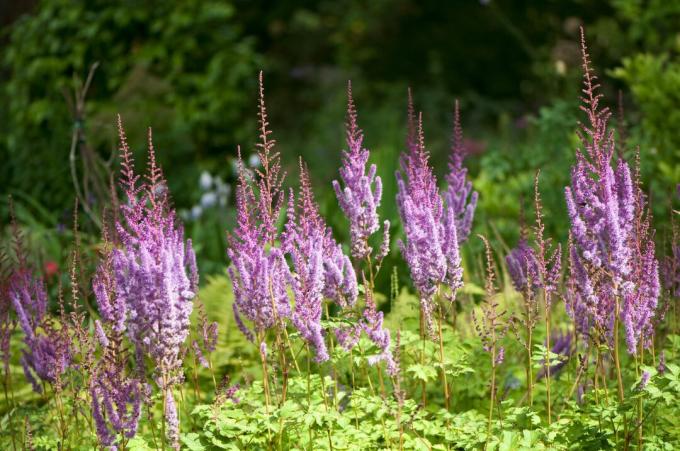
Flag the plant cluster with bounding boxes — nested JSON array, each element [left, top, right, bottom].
[[1, 29, 679, 451]]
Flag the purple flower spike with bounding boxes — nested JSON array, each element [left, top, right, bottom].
[[332, 82, 384, 261], [228, 74, 291, 342], [361, 285, 397, 376], [93, 121, 198, 449], [565, 30, 659, 355], [505, 239, 539, 293], [396, 106, 463, 333], [9, 267, 70, 392], [285, 161, 359, 361], [90, 343, 143, 448], [94, 123, 197, 386], [443, 100, 478, 244]]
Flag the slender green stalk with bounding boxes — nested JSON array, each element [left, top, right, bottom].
[[525, 300, 534, 407], [545, 298, 552, 425], [436, 310, 450, 411], [613, 297, 625, 402], [637, 343, 643, 450], [486, 344, 497, 451]]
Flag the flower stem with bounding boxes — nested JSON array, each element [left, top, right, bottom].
[[613, 298, 625, 403], [437, 310, 450, 411]]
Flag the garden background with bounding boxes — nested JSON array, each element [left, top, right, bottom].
[[1, 0, 680, 449]]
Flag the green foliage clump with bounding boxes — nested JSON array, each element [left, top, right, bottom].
[[1, 0, 259, 211]]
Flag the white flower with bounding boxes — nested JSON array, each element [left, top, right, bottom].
[[199, 171, 213, 190], [248, 154, 261, 168], [200, 192, 218, 208], [191, 205, 203, 220]]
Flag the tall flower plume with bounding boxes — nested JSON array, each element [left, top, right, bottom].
[[284, 160, 358, 361], [396, 97, 463, 333], [332, 82, 389, 261], [93, 119, 197, 448], [90, 335, 143, 449], [227, 73, 291, 343], [564, 29, 658, 355], [8, 212, 70, 393], [443, 100, 478, 244]]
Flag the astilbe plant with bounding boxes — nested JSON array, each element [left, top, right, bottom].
[[93, 119, 198, 449], [444, 100, 478, 245], [90, 333, 143, 450], [396, 102, 463, 335], [227, 74, 290, 346], [283, 160, 358, 362], [564, 29, 659, 401], [332, 82, 390, 263], [9, 239, 71, 394], [473, 235, 507, 446]]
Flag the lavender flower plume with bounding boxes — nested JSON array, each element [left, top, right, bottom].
[[227, 75, 292, 342], [164, 389, 180, 450], [505, 239, 539, 294], [361, 282, 397, 376], [90, 340, 143, 448], [94, 123, 198, 386], [284, 161, 359, 361], [396, 108, 463, 333], [92, 122, 197, 449], [9, 266, 70, 393], [443, 100, 478, 244], [332, 82, 384, 260], [285, 190, 327, 361], [565, 30, 659, 354]]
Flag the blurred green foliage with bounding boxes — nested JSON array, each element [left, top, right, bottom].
[[1, 0, 259, 212]]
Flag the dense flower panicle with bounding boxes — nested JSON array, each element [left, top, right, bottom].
[[94, 120, 198, 437], [227, 77, 296, 343], [621, 213, 660, 353], [284, 162, 358, 360], [565, 240, 597, 336], [332, 83, 384, 260], [361, 287, 397, 376], [228, 245, 291, 339], [396, 108, 463, 332], [90, 346, 143, 448], [164, 389, 180, 450], [93, 124, 196, 451], [443, 101, 478, 244], [505, 239, 539, 293], [287, 224, 328, 362], [564, 30, 659, 354], [9, 268, 70, 392]]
